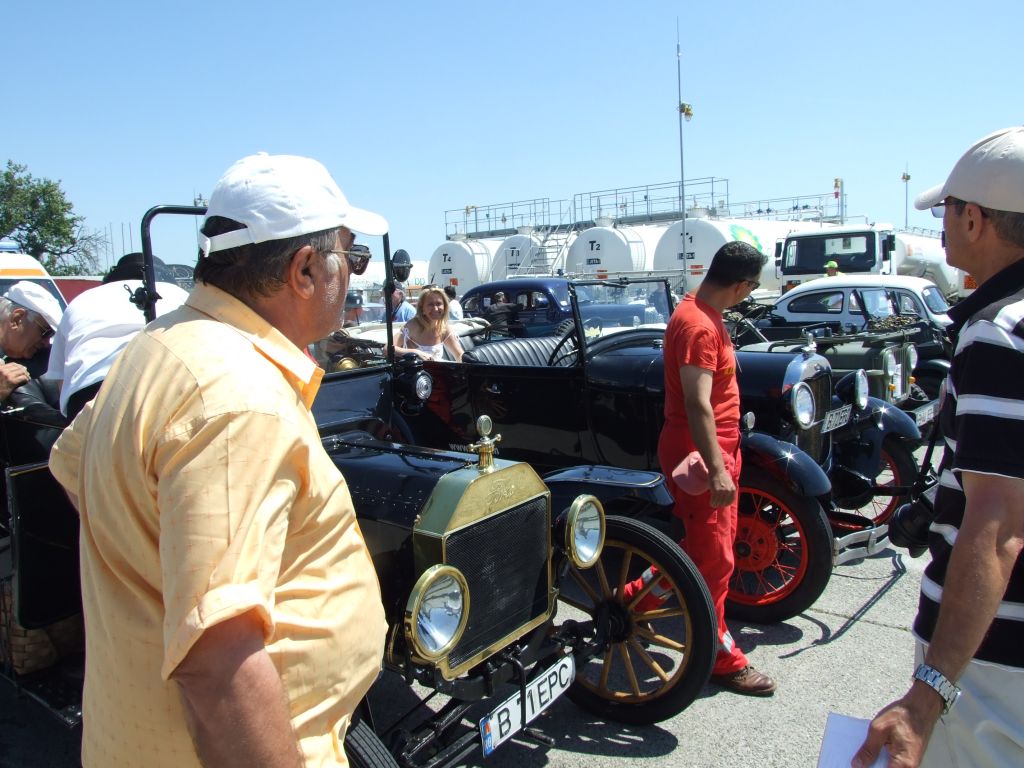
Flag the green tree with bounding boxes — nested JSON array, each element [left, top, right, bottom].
[[0, 160, 104, 275]]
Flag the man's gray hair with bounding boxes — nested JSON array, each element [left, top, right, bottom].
[[194, 215, 341, 299], [987, 209, 1024, 249], [0, 297, 44, 326]]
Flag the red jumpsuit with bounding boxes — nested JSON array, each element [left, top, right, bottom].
[[657, 294, 748, 676]]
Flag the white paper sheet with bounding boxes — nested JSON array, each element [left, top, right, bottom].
[[817, 712, 889, 768]]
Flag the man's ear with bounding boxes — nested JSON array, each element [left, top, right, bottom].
[[9, 307, 27, 327], [965, 204, 988, 242], [286, 246, 318, 298]]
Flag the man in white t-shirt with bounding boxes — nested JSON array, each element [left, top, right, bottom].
[[444, 286, 463, 321], [45, 253, 190, 418]]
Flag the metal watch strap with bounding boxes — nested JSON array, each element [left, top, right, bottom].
[[913, 663, 961, 715]]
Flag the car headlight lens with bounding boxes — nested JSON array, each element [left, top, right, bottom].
[[854, 369, 869, 410], [565, 495, 605, 569], [906, 344, 919, 372], [405, 565, 469, 660], [791, 382, 815, 428], [882, 348, 897, 377], [414, 370, 433, 400]]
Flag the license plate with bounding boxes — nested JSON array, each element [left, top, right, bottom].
[[479, 655, 575, 756], [822, 404, 852, 433], [915, 402, 936, 426]]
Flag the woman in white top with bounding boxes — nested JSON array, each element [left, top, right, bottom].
[[395, 286, 464, 362]]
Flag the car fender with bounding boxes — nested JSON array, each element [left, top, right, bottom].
[[875, 398, 922, 441], [740, 431, 832, 497], [541, 464, 674, 515]]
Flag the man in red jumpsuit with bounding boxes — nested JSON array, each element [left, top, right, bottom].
[[632, 241, 777, 696]]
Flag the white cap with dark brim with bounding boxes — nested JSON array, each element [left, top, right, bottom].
[[198, 153, 389, 255], [3, 280, 63, 330], [915, 126, 1024, 214]]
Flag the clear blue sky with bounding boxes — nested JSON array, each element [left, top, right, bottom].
[[5, 1, 1021, 274]]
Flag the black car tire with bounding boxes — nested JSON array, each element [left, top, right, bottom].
[[561, 516, 716, 725], [344, 718, 399, 768], [726, 467, 833, 624], [867, 436, 919, 526]]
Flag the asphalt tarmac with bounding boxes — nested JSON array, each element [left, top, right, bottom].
[[2, 544, 925, 768]]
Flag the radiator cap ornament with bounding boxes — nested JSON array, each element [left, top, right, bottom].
[[469, 415, 501, 472]]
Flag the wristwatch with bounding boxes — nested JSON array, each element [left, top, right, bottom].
[[913, 663, 961, 715]]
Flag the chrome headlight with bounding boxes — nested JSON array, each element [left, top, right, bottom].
[[565, 495, 605, 569], [414, 370, 433, 400], [854, 369, 869, 410], [405, 565, 469, 660], [882, 348, 897, 377], [906, 344, 919, 372], [790, 382, 815, 428]]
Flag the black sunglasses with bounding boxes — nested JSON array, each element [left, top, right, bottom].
[[325, 245, 372, 275]]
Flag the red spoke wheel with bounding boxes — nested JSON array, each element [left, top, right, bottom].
[[726, 467, 834, 624], [559, 516, 717, 725]]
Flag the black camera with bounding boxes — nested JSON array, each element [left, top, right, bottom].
[[888, 484, 939, 558]]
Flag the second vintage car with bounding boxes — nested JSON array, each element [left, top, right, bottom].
[[407, 274, 881, 625]]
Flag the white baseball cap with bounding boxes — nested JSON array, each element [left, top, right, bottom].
[[3, 281, 63, 330], [199, 152, 389, 255], [915, 126, 1024, 213]]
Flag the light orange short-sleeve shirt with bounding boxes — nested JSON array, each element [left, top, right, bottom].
[[50, 283, 387, 767]]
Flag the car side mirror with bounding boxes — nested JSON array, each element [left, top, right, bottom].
[[392, 249, 413, 282], [881, 234, 896, 262]]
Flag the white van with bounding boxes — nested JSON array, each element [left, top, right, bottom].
[[0, 251, 67, 309]]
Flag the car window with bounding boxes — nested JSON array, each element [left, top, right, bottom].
[[922, 286, 950, 314], [855, 289, 896, 318], [0, 278, 67, 310], [786, 291, 844, 314], [463, 295, 481, 313], [532, 291, 549, 308], [895, 291, 922, 316]]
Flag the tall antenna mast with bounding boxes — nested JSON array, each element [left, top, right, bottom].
[[677, 20, 684, 223]]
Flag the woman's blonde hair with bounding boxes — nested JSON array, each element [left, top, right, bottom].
[[412, 286, 450, 338]]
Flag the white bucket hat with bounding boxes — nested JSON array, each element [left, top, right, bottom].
[[3, 280, 63, 330], [199, 152, 389, 255], [915, 126, 1024, 214]]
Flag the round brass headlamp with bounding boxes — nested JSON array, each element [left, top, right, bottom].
[[404, 564, 470, 661], [565, 495, 606, 569]]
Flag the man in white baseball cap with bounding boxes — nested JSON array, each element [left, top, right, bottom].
[[857, 127, 1024, 768], [49, 153, 389, 767], [0, 280, 63, 399]]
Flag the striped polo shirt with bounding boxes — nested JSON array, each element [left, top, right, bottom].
[[913, 257, 1024, 667]]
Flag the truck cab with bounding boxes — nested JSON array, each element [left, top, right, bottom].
[[776, 225, 973, 301], [776, 224, 896, 294]]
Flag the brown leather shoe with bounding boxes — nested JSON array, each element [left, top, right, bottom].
[[710, 665, 777, 697]]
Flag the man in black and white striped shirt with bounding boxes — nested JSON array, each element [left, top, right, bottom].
[[857, 127, 1024, 767]]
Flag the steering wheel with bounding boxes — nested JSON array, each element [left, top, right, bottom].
[[546, 328, 580, 367]]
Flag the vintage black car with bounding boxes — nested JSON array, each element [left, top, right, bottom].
[[1, 208, 718, 767], [460, 277, 666, 338], [407, 275, 892, 625]]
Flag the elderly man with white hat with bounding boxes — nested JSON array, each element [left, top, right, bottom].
[[857, 126, 1024, 768], [49, 153, 389, 768], [0, 280, 63, 400]]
